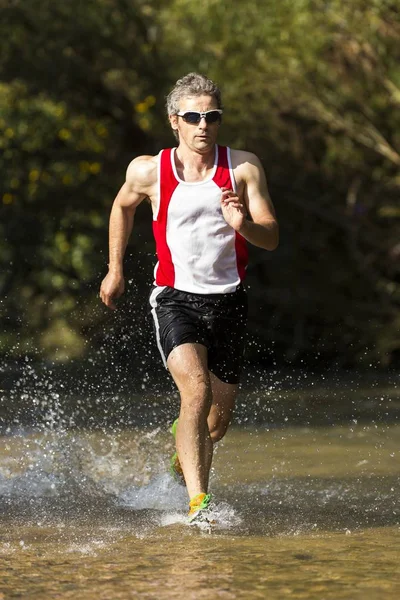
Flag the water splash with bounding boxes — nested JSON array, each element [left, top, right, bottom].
[[119, 473, 187, 510], [0, 426, 175, 522]]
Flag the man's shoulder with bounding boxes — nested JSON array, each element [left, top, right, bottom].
[[229, 148, 260, 167], [126, 154, 159, 186], [229, 148, 263, 180]]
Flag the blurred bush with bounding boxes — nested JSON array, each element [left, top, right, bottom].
[[1, 0, 399, 368]]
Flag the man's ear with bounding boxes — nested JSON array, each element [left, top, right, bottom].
[[169, 114, 178, 132]]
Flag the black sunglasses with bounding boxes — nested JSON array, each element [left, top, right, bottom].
[[176, 109, 223, 124]]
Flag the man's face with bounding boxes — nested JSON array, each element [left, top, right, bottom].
[[169, 94, 221, 152]]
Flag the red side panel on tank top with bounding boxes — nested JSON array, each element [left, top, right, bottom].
[[152, 149, 178, 287]]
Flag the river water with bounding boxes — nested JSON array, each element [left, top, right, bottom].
[[1, 415, 400, 599]]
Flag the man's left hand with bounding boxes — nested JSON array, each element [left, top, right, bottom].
[[220, 188, 247, 232]]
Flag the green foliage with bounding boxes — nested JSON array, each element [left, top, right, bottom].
[[0, 0, 169, 359], [1, 0, 399, 366], [159, 0, 400, 366]]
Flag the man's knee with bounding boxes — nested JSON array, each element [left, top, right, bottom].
[[179, 375, 212, 415]]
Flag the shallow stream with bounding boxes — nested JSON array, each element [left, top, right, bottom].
[[1, 418, 399, 598]]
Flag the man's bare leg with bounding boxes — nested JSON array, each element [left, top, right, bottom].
[[167, 343, 213, 499], [207, 372, 238, 444]]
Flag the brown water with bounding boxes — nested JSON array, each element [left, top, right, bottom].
[[1, 424, 399, 599]]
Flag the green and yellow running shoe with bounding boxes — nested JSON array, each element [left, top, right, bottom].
[[188, 492, 213, 524], [170, 418, 185, 485]]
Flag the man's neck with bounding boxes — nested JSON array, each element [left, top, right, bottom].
[[175, 144, 217, 180]]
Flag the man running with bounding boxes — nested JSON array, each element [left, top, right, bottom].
[[100, 73, 278, 524]]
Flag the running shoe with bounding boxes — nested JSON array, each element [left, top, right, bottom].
[[188, 492, 213, 524], [170, 418, 185, 485]]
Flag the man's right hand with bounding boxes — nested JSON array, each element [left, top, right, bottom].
[[99, 271, 125, 310]]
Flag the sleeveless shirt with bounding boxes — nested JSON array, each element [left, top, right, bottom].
[[152, 145, 248, 294]]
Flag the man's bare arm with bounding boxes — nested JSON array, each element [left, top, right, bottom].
[[107, 182, 138, 276], [100, 156, 156, 309], [223, 151, 278, 251]]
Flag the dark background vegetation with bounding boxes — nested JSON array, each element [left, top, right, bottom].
[[1, 0, 399, 379]]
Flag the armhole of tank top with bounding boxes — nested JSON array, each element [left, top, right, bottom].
[[227, 146, 237, 193], [153, 149, 163, 221]]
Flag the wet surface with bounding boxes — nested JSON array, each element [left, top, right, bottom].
[[0, 421, 400, 598]]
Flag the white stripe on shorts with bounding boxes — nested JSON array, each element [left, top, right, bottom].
[[149, 286, 168, 369]]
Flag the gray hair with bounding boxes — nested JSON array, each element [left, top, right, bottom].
[[166, 72, 222, 115]]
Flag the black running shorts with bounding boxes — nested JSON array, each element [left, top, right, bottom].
[[149, 285, 248, 384]]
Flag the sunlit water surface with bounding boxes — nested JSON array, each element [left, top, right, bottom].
[[1, 422, 400, 599]]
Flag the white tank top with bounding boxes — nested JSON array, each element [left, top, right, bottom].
[[152, 145, 248, 294]]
